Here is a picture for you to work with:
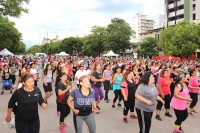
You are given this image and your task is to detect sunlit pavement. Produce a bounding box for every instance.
[0,74,199,133]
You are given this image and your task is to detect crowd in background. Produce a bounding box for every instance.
[0,55,200,133]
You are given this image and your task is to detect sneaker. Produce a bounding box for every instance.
[10,90,12,94]
[117,103,122,107]
[63,122,67,127]
[97,106,101,110]
[57,111,61,116]
[173,129,183,133]
[165,113,173,117]
[60,127,66,133]
[155,115,162,121]
[1,91,4,95]
[106,99,110,103]
[112,105,116,109]
[130,115,138,119]
[123,117,128,123]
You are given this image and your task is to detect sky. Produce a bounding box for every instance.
[10,0,164,49]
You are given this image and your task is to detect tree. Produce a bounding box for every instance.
[0,16,21,53]
[107,18,134,55]
[82,26,108,56]
[17,41,26,53]
[60,37,84,55]
[0,0,29,17]
[159,21,200,57]
[28,45,42,55]
[137,37,159,58]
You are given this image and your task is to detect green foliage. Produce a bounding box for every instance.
[0,0,29,17]
[17,41,26,53]
[107,18,134,54]
[60,37,83,55]
[137,37,159,58]
[28,45,42,55]
[82,26,108,56]
[159,21,200,57]
[0,16,22,53]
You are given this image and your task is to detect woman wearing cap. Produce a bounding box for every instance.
[5,74,47,133]
[171,74,192,133]
[67,75,98,133]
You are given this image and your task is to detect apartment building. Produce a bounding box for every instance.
[165,0,200,27]
[133,13,155,42]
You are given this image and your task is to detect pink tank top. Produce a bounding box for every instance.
[171,86,189,110]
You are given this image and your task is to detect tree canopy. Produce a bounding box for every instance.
[0,0,29,17]
[159,21,200,57]
[107,18,134,54]
[0,16,24,53]
[137,37,159,58]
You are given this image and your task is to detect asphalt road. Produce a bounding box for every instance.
[0,74,199,133]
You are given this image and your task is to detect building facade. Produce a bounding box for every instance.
[165,0,200,27]
[133,13,155,42]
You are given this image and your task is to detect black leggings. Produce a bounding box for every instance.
[123,99,135,116]
[174,108,188,126]
[113,90,122,103]
[156,94,171,110]
[103,80,110,100]
[136,108,153,133]
[59,103,70,122]
[10,75,16,84]
[189,93,198,108]
[15,118,40,133]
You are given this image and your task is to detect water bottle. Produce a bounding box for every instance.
[10,118,15,128]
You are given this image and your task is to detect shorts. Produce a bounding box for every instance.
[43,82,52,92]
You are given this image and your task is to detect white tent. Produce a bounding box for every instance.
[0,48,14,56]
[58,52,69,56]
[103,50,119,57]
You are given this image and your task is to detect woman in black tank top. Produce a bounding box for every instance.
[1,64,13,94]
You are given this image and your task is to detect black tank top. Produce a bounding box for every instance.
[126,80,137,100]
[2,69,10,80]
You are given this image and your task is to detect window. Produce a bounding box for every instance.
[193,14,196,20]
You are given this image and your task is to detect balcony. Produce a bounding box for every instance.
[168,0,184,9]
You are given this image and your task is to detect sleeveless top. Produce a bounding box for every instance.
[2,69,10,80]
[171,86,189,110]
[113,73,122,91]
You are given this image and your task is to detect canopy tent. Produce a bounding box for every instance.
[103,50,119,57]
[57,52,69,56]
[0,48,14,56]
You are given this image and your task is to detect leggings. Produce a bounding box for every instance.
[123,99,135,116]
[113,90,122,103]
[189,93,198,108]
[136,108,153,133]
[103,80,110,100]
[73,113,96,133]
[156,94,171,110]
[59,103,70,122]
[15,118,40,133]
[173,108,188,126]
[10,75,16,84]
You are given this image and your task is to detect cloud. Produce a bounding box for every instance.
[10,0,164,49]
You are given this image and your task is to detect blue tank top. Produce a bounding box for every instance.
[113,73,122,91]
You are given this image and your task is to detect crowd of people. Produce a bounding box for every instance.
[0,55,200,133]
